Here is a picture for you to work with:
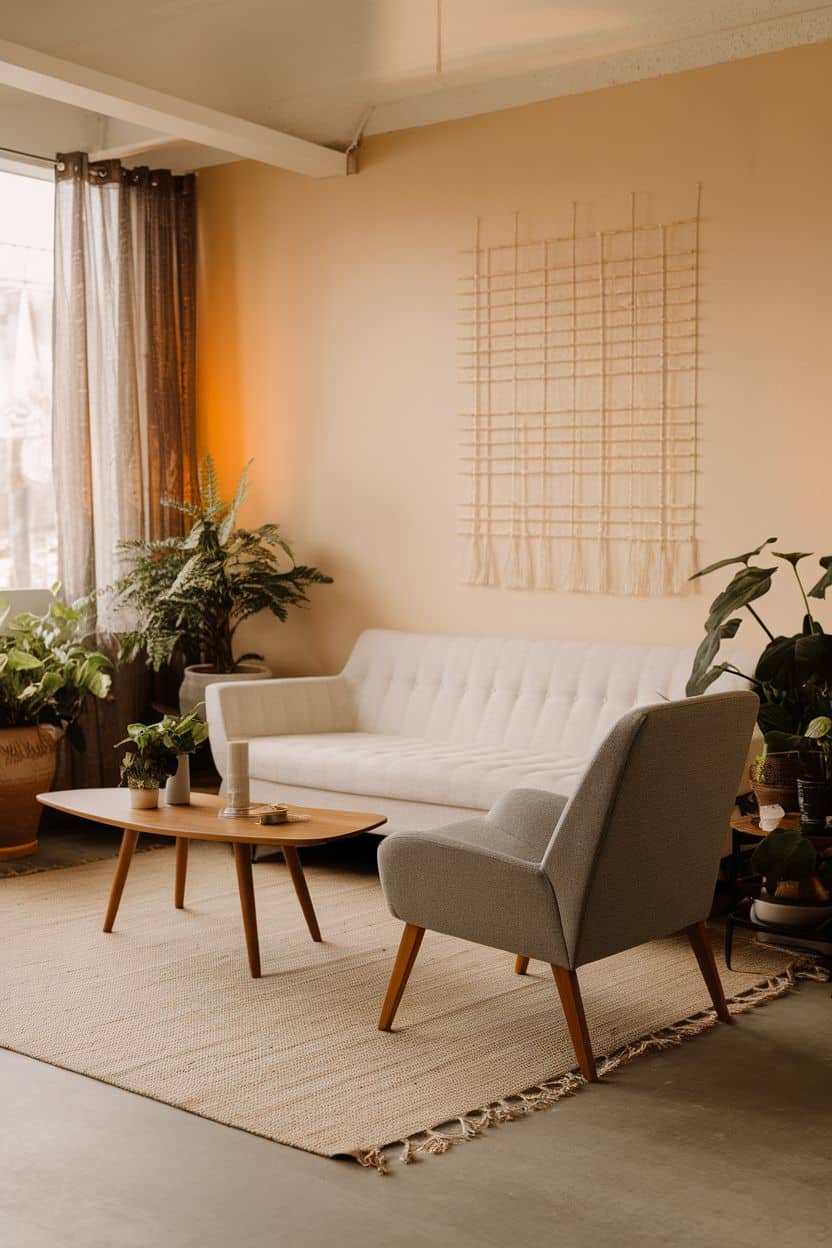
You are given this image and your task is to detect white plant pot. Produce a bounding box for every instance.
[751,894,832,929]
[129,787,159,810]
[179,661,272,718]
[165,754,191,805]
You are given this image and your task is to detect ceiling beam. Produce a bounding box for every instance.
[0,37,346,178]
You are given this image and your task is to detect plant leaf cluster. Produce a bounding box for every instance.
[686,542,832,772]
[104,456,332,675]
[116,707,209,789]
[0,589,111,747]
[751,828,832,895]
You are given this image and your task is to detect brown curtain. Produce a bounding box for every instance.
[52,153,197,784]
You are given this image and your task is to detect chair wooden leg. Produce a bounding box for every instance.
[233,841,262,978]
[551,965,598,1082]
[686,920,732,1023]
[174,837,189,909]
[103,829,139,932]
[282,845,322,942]
[515,955,530,975]
[378,924,425,1031]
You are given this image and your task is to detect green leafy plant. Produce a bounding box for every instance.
[0,589,111,747]
[752,827,832,902]
[104,456,332,674]
[117,708,209,789]
[686,541,832,768]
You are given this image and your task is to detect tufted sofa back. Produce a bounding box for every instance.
[341,629,751,756]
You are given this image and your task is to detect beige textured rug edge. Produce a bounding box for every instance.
[355,960,822,1173]
[1,845,824,1173]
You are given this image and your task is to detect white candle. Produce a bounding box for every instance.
[226,739,250,811]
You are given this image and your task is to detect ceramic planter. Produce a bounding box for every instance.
[796,778,832,830]
[128,787,159,810]
[0,724,62,859]
[165,754,191,805]
[752,891,832,929]
[179,661,272,718]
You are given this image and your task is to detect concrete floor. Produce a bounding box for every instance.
[0,979,829,1248]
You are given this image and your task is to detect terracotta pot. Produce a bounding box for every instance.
[0,724,63,859]
[751,781,799,813]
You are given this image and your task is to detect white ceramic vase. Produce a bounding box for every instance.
[179,661,272,718]
[129,787,159,810]
[165,754,191,805]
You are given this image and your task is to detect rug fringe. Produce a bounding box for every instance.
[352,961,827,1175]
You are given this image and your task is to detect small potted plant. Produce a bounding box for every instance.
[748,751,799,813]
[766,716,832,831]
[0,590,111,858]
[751,825,832,929]
[117,709,209,809]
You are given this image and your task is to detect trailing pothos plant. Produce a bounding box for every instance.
[103,456,332,675]
[117,708,209,789]
[0,590,111,748]
[686,539,832,756]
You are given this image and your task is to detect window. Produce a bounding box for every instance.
[0,167,56,589]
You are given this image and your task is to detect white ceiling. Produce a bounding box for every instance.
[0,1,830,174]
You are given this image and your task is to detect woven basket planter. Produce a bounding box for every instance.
[0,725,62,859]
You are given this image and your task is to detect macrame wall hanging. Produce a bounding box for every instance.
[458,189,701,595]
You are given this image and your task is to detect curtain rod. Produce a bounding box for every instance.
[0,144,57,165]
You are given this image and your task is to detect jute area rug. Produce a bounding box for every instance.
[0,839,804,1171]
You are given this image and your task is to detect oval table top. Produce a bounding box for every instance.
[37,789,387,848]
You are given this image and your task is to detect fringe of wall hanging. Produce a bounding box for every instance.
[458,190,701,595]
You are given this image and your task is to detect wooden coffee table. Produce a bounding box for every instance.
[37,790,386,977]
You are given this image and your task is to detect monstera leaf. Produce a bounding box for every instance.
[686,618,742,696]
[689,537,777,581]
[809,556,832,601]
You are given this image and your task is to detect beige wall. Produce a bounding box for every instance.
[196,41,832,677]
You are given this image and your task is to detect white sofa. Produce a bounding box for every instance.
[206,629,757,837]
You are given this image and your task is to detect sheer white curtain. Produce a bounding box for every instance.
[52,153,197,782]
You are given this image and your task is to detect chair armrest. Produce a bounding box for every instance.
[206,675,354,778]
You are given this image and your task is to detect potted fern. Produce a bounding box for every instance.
[0,590,111,857]
[104,456,332,715]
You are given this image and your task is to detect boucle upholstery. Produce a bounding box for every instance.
[378,692,760,968]
[206,629,755,835]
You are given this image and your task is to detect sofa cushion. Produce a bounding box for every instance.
[341,632,736,756]
[247,732,589,812]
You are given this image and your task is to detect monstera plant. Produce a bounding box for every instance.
[687,540,832,822]
[686,539,832,733]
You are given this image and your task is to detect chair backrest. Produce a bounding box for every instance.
[0,588,53,630]
[342,629,753,754]
[541,691,759,968]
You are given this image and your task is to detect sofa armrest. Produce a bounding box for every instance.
[206,675,355,778]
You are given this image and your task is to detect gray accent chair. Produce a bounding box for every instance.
[377,691,759,1082]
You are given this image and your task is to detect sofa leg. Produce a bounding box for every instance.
[686,920,733,1024]
[514,955,530,975]
[551,965,598,1083]
[378,924,425,1031]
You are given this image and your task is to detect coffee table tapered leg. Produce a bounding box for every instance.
[174,837,189,909]
[103,829,140,932]
[233,841,262,978]
[282,845,322,942]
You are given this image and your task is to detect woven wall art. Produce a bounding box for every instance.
[458,191,701,594]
